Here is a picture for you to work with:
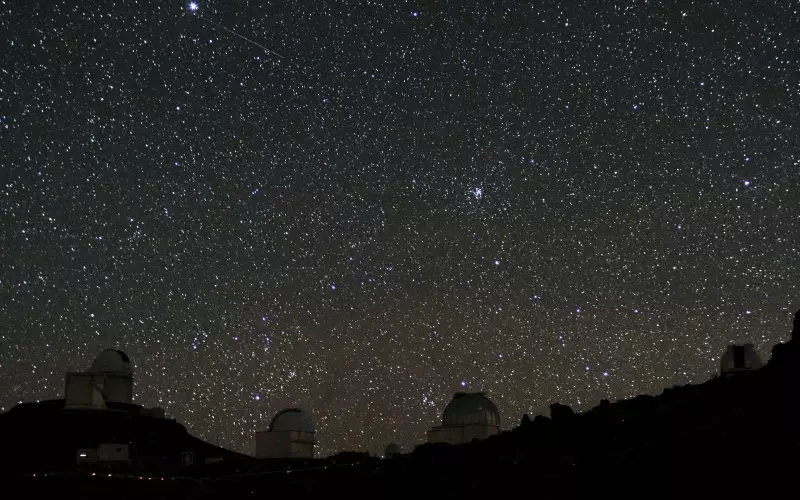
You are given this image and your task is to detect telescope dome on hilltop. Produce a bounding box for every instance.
[268,408,315,434]
[428,392,501,445]
[442,392,500,427]
[65,349,134,408]
[89,349,132,375]
[256,408,316,459]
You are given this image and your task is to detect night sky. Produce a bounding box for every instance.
[1,0,798,456]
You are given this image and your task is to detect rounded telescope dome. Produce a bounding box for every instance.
[89,349,132,375]
[442,392,500,427]
[269,408,315,433]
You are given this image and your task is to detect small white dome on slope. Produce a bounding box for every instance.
[89,349,132,375]
[269,408,315,433]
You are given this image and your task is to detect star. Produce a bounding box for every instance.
[3,0,795,459]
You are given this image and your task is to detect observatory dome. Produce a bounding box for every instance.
[720,344,763,374]
[89,349,132,375]
[442,392,500,427]
[269,408,315,433]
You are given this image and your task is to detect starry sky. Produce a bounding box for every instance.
[1,0,798,456]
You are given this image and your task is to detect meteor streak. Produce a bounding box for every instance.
[187,3,284,60]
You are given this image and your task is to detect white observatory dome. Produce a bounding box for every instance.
[89,349,132,375]
[269,408,315,433]
[442,392,500,427]
[720,344,763,375]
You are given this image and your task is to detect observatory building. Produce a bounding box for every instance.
[720,343,763,376]
[255,408,316,459]
[0,348,242,474]
[65,349,134,408]
[428,392,500,445]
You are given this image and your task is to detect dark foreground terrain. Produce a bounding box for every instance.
[4,312,799,499]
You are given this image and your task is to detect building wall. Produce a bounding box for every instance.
[97,443,130,462]
[461,424,499,442]
[256,430,315,458]
[103,374,133,404]
[440,426,464,445]
[77,449,98,463]
[65,373,105,409]
[256,430,288,458]
[65,372,133,408]
[76,444,129,464]
[290,440,314,459]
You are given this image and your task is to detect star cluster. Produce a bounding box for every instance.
[1,0,798,456]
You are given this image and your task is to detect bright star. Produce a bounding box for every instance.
[188,2,199,11]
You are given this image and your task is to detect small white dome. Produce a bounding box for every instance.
[442,392,500,427]
[269,408,315,433]
[89,349,132,375]
[720,343,762,375]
